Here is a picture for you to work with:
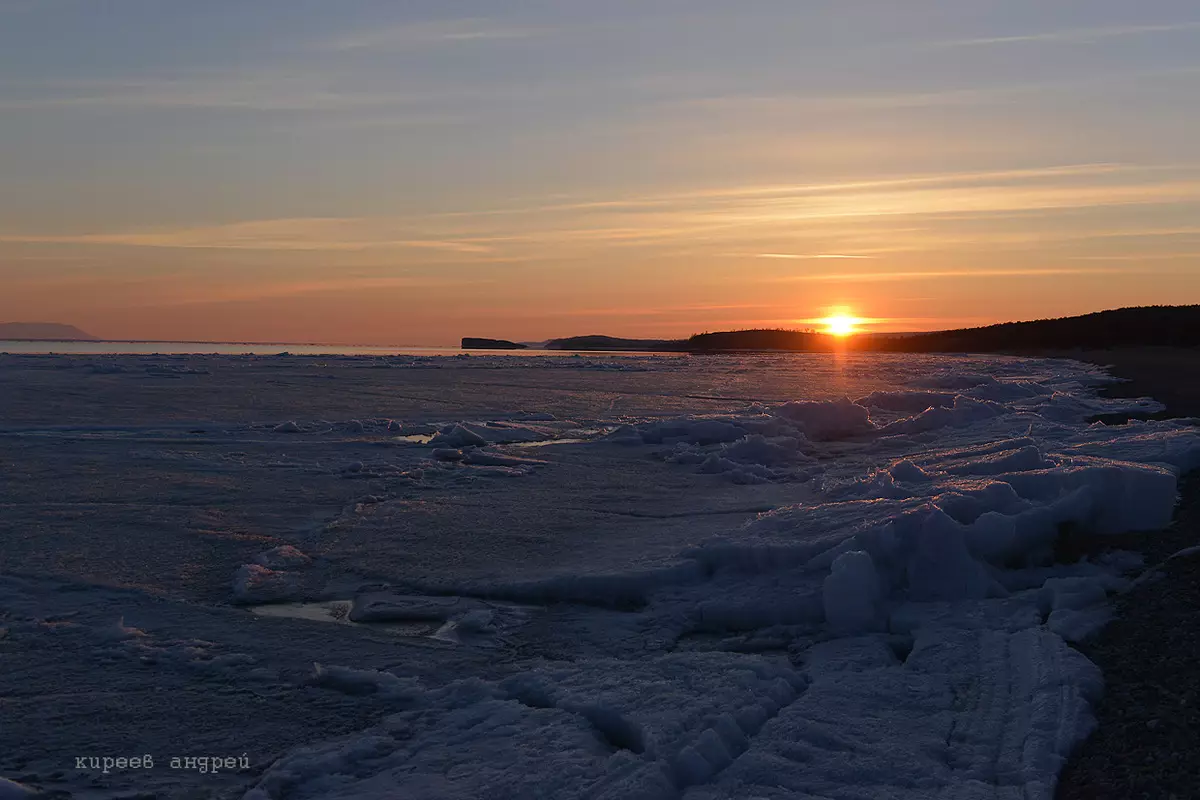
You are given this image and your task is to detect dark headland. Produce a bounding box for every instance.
[0,322,97,341]
[461,337,527,350]
[544,335,684,351]
[491,305,1200,354]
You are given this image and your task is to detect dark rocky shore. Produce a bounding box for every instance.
[1056,348,1200,799]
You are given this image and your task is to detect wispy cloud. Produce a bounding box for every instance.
[0,72,440,112]
[419,163,1138,219]
[775,267,1133,283]
[0,218,499,255]
[5,164,1200,262]
[325,18,547,51]
[938,21,1200,48]
[677,64,1200,115]
[158,275,483,305]
[1068,253,1200,261]
[753,253,875,260]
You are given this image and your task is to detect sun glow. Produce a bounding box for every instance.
[822,314,860,337]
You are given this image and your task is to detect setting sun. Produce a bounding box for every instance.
[823,314,860,337]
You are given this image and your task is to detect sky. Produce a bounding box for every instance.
[2,0,1200,345]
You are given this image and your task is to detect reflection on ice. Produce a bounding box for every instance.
[248,600,354,625]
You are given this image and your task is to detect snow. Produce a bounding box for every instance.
[2,350,1198,799]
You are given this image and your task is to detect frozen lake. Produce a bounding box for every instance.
[2,351,1198,799]
[0,340,648,357]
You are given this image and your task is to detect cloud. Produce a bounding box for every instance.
[0,218,498,255]
[1068,253,1200,261]
[774,267,1134,283]
[324,18,547,51]
[753,253,875,260]
[0,73,438,112]
[939,21,1200,48]
[420,163,1138,219]
[4,164,1200,263]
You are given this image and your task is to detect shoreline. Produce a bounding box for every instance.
[1061,347,1200,421]
[1054,348,1200,798]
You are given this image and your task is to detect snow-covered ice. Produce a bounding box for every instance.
[1,351,1198,798]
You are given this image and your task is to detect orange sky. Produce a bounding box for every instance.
[3,3,1199,344]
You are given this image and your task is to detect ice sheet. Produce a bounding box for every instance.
[1,351,1196,799]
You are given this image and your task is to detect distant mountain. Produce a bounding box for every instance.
[0,322,97,341]
[461,337,527,350]
[544,335,684,351]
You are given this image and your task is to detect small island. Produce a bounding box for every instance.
[461,337,528,350]
[0,322,97,341]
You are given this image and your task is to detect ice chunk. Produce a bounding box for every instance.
[878,395,1004,436]
[823,551,883,634]
[639,417,747,446]
[1064,427,1200,474]
[0,778,36,800]
[910,372,998,390]
[232,564,300,605]
[1048,606,1112,642]
[856,390,955,413]
[943,444,1049,476]
[433,609,500,645]
[889,460,929,482]
[461,450,541,468]
[100,616,148,642]
[719,434,812,466]
[968,379,1054,403]
[1001,456,1178,533]
[349,593,478,623]
[429,424,488,448]
[906,510,993,602]
[311,663,421,698]
[775,397,874,441]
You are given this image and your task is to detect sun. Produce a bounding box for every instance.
[823,314,859,337]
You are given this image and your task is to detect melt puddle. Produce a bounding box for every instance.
[393,434,435,444]
[248,601,436,637]
[510,438,590,448]
[508,428,612,448]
